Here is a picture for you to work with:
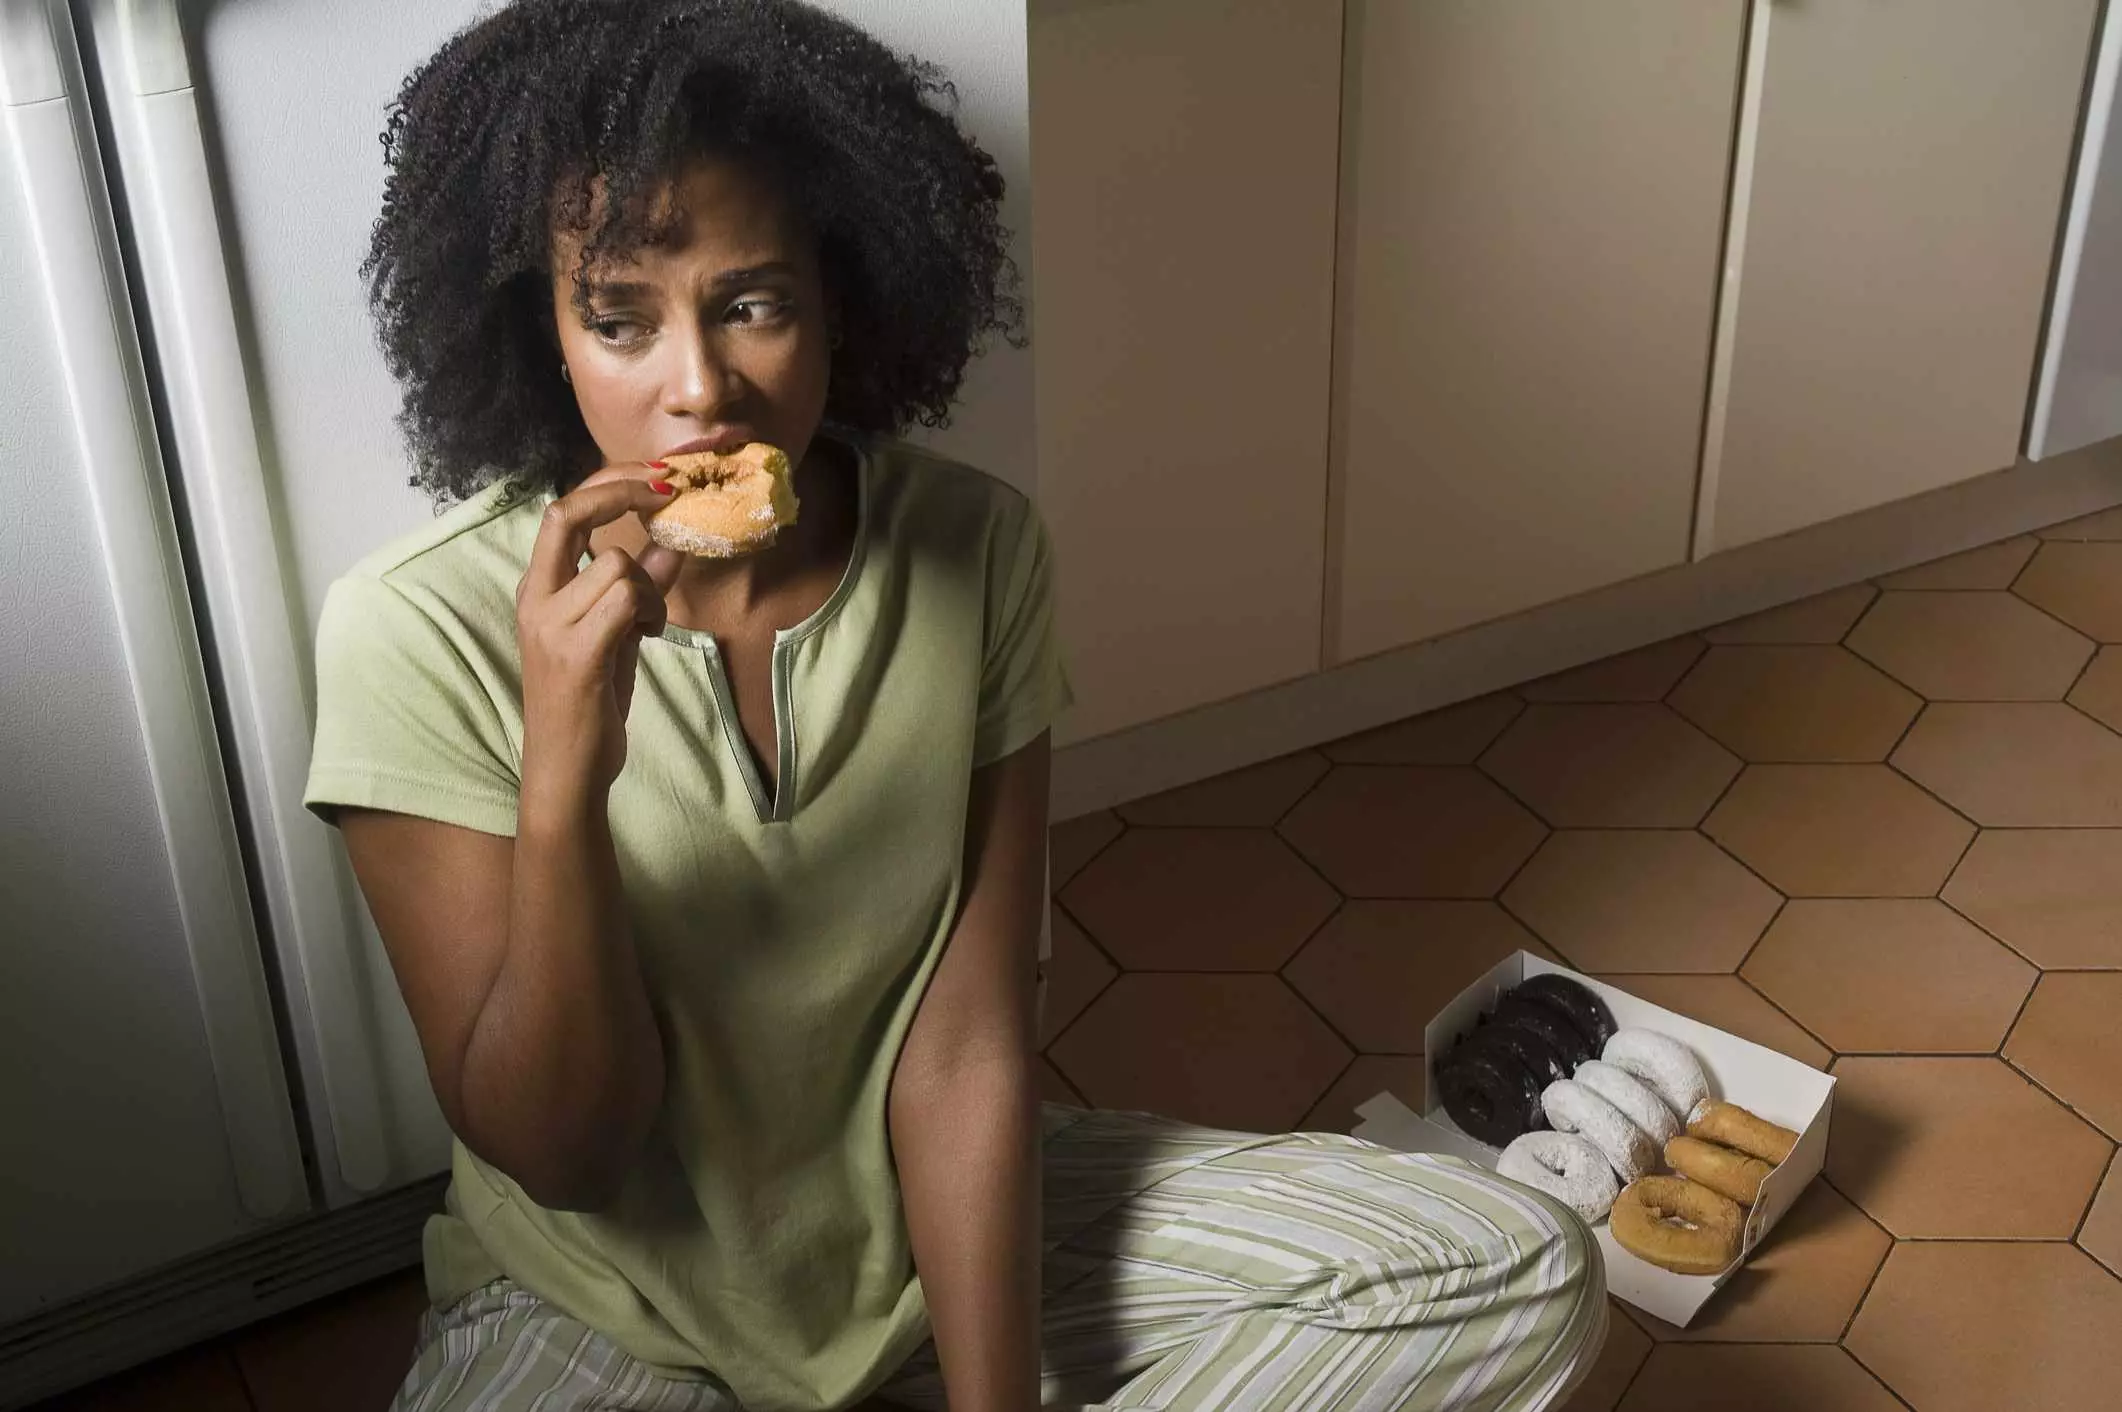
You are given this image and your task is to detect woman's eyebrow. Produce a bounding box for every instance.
[585,263,798,302]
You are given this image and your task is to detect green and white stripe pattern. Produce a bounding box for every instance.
[392,1106,1605,1412]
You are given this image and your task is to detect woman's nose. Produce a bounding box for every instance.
[664,322,742,419]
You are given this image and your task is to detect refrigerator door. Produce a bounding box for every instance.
[2031,3,2122,459]
[0,0,304,1318]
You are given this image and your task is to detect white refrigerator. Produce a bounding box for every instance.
[0,0,1032,1403]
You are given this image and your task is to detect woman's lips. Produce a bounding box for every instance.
[660,430,755,458]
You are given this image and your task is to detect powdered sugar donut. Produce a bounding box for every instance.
[1498,1131,1619,1223]
[1602,1029,1710,1123]
[1543,1079,1657,1184]
[1575,1059,1681,1148]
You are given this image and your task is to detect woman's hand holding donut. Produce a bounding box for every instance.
[517,468,684,804]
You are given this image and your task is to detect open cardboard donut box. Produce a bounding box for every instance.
[1351,951,1835,1328]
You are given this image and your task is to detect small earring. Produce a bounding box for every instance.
[559,362,572,384]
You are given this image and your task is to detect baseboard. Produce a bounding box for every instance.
[1053,437,2122,820]
[0,1177,443,1410]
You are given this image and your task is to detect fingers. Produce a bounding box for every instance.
[523,469,675,599]
[584,571,666,646]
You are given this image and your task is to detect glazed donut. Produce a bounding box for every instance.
[1512,974,1618,1051]
[645,443,801,558]
[1689,1101,1799,1166]
[1542,1079,1657,1184]
[1602,1029,1710,1122]
[1493,996,1594,1071]
[1610,1176,1743,1276]
[1573,1060,1681,1148]
[1466,1016,1570,1087]
[1498,1131,1619,1223]
[1437,1043,1546,1147]
[1665,1135,1773,1206]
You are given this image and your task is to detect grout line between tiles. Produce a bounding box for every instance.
[1728,968,1838,1064]
[1054,894,1125,975]
[2070,1143,2118,1247]
[1274,895,1349,987]
[1840,1343,1921,1412]
[1271,762,1338,831]
[2057,637,2104,702]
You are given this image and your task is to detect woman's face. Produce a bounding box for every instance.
[551,155,832,474]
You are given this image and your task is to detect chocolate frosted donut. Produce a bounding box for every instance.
[1492,996,1593,1071]
[1466,1015,1570,1087]
[1512,974,1618,1051]
[1437,1042,1545,1147]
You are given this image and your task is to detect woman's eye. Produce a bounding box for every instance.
[728,297,792,327]
[591,317,647,345]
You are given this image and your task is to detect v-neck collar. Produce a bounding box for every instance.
[649,433,872,824]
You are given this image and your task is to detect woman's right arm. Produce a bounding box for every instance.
[340,475,682,1213]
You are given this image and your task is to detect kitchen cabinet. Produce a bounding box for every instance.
[1030,0,1343,740]
[2031,7,2122,461]
[1328,0,1748,662]
[1700,0,2100,552]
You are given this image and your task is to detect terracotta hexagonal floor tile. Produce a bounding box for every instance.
[1589,974,1831,1069]
[2005,972,2122,1140]
[2066,646,2122,733]
[1060,829,1337,971]
[2075,1159,2122,1278]
[1742,900,2036,1053]
[1845,591,2093,701]
[1322,694,1525,766]
[1557,1304,1651,1412]
[1846,1242,2122,1412]
[1284,901,1554,1053]
[1943,829,2122,968]
[1035,1055,1086,1107]
[1280,767,1546,898]
[1668,646,1921,763]
[1625,1183,1889,1343]
[1479,704,1740,828]
[1115,751,1329,827]
[1048,974,1351,1133]
[1299,1054,1426,1134]
[1825,1056,2110,1237]
[1703,765,1973,897]
[1894,702,2122,826]
[1705,584,1878,645]
[37,1343,255,1412]
[1041,906,1116,1046]
[1501,832,1780,973]
[2040,505,2122,540]
[1522,637,1706,703]
[1052,811,1122,888]
[2015,540,2122,640]
[1617,1346,1902,1412]
[1878,536,2039,591]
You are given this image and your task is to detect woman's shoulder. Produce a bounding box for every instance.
[860,433,1038,546]
[330,479,542,629]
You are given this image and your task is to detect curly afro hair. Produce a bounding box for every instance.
[362,0,1024,502]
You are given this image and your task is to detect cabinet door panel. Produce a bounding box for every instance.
[1706,0,2099,551]
[1032,0,1342,740]
[1332,1,1745,662]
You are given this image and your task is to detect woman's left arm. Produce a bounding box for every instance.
[889,732,1052,1412]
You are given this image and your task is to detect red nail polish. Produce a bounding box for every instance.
[646,459,669,470]
[649,480,675,495]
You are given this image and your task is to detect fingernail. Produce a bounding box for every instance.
[646,460,670,470]
[649,480,675,495]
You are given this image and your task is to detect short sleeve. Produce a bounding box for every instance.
[973,494,1073,767]
[303,574,521,836]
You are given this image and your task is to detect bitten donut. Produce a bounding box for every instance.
[1610,1176,1743,1276]
[1689,1101,1799,1166]
[1542,1079,1657,1184]
[1665,1135,1773,1207]
[1602,1029,1710,1122]
[1437,1043,1546,1147]
[1513,973,1618,1051]
[1574,1059,1681,1148]
[645,443,801,558]
[1498,1131,1619,1223]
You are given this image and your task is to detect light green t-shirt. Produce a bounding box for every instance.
[303,434,1070,1411]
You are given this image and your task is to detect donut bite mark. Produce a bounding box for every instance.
[645,443,801,558]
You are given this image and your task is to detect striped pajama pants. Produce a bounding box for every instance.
[391,1106,1607,1412]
